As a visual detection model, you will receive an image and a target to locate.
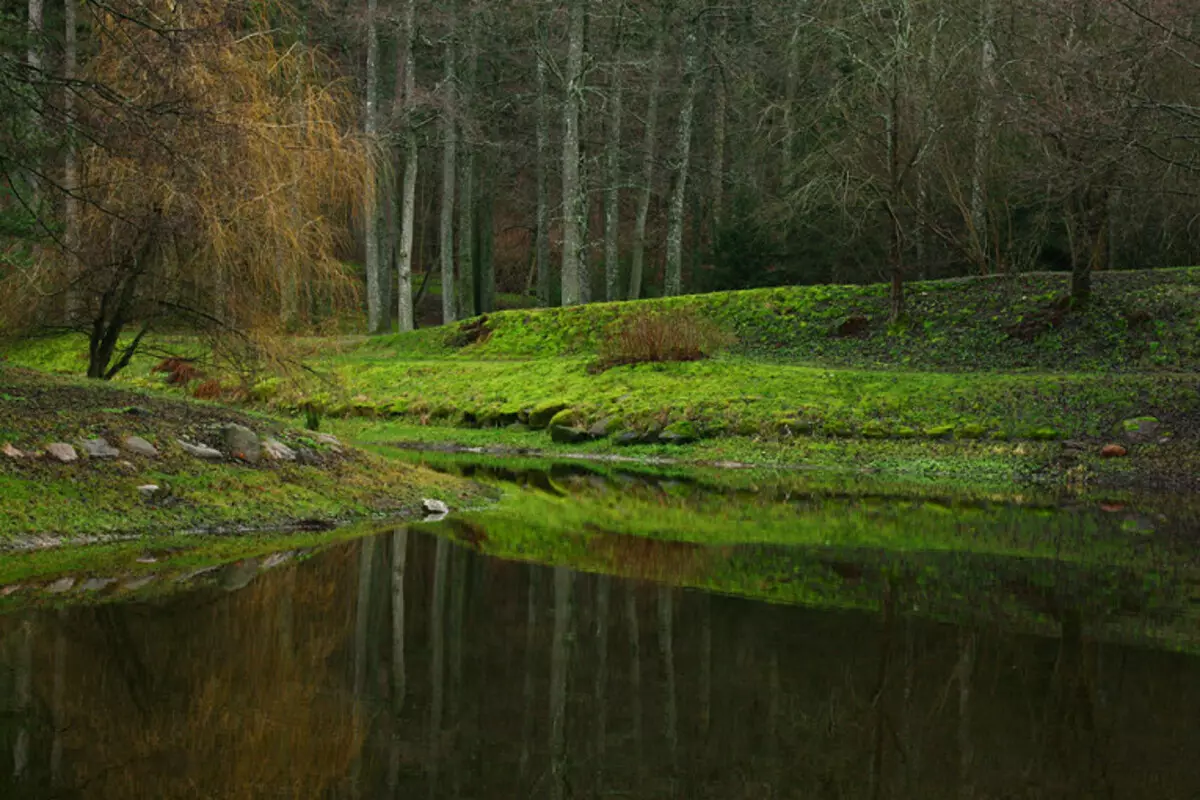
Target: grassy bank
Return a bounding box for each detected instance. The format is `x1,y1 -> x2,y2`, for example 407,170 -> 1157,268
0,368 -> 479,540
7,268 -> 1200,489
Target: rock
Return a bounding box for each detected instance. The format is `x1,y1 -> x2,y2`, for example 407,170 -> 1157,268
80,437 -> 120,458
2,443 -> 24,458
221,423 -> 261,463
219,559 -> 260,592
1101,444 -> 1128,458
262,438 -> 297,461
122,576 -> 157,591
45,443 -> 78,463
547,408 -> 577,429
550,424 -> 589,444
587,417 -> 620,439
79,577 -> 115,592
614,431 -> 642,447
45,577 -> 75,593
261,551 -> 295,570
314,432 -> 342,447
423,498 -> 450,515
1028,427 -> 1063,441
956,423 -> 988,440
178,440 -> 222,460
122,436 -> 159,458
923,424 -> 955,439
295,448 -> 320,465
861,421 -> 890,439
136,555 -> 158,564
528,401 -> 569,429
137,484 -> 161,499
114,460 -> 138,476
1116,416 -> 1160,444
1062,440 -> 1088,453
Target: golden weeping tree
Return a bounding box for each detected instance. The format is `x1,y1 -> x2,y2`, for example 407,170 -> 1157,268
0,0 -> 367,378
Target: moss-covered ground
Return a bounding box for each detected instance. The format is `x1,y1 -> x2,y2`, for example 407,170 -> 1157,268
7,268 -> 1200,490
0,368 -> 479,541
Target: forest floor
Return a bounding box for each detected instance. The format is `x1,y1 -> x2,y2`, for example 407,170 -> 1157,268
7,267 -> 1200,495
0,367 -> 480,545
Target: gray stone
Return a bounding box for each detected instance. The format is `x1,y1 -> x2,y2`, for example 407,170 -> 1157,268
614,431 -> 643,447
314,432 -> 342,447
176,566 -> 220,583
262,438 -> 297,461
45,443 -> 78,463
137,484 -> 161,499
220,559 -> 260,592
295,448 -> 320,465
122,436 -> 159,458
79,577 -> 115,592
178,440 -> 223,460
587,417 -> 620,439
2,443 -> 24,459
45,577 -> 75,593
422,498 -> 450,515
528,402 -> 569,429
80,437 -> 120,458
550,425 -> 589,444
122,575 -> 157,591
221,423 -> 261,463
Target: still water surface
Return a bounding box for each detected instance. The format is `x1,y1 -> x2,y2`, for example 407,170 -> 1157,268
0,466 -> 1198,798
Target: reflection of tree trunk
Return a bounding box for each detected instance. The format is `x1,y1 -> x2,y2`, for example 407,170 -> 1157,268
13,618 -> 32,781
625,585 -> 643,779
449,548 -> 467,797
957,628 -> 976,800
868,585 -> 895,800
429,537 -> 450,798
549,567 -> 573,800
901,618 -> 920,793
593,576 -> 610,791
519,567 -> 538,786
352,537 -> 376,798
700,594 -> 711,737
51,612 -> 66,786
388,528 -> 409,792
657,587 -> 677,790
1047,609 -> 1106,795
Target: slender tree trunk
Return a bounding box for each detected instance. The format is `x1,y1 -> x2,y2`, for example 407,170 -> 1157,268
628,23 -> 664,300
664,30 -> 700,298
63,0 -> 79,320
364,0 -> 385,333
560,0 -> 587,306
457,4 -> 479,318
548,567 -> 574,800
535,20 -> 553,307
603,11 -> 626,302
968,0 -> 996,274
395,0 -> 418,331
709,45 -> 726,240
440,7 -> 458,325
478,167 -> 496,312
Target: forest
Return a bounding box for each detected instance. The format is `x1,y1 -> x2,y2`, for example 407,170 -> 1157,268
2,0 -> 1200,370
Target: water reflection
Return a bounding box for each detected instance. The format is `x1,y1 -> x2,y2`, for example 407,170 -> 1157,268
0,526 -> 1196,798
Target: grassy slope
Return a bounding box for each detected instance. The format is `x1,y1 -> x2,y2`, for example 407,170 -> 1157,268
0,368 -> 476,540
7,269 -> 1200,486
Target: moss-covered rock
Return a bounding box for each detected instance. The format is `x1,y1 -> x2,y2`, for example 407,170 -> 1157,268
823,421 -> 854,438
924,424 -> 956,439
529,401 -> 569,429
861,421 -> 890,439
547,408 -> 578,429
659,420 -> 698,445
550,424 -> 589,444
1028,427 -> 1063,441
894,426 -> 918,439
956,423 -> 988,440
1115,416 -> 1161,443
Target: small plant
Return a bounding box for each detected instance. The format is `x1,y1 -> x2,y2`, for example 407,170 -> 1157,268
592,307 -> 734,372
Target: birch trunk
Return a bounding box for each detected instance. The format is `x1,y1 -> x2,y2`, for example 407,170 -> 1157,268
602,15 -> 626,302
709,55 -> 727,238
535,21 -> 552,307
440,8 -> 458,324
457,6 -> 480,318
559,0 -> 587,306
395,0 -> 418,331
628,23 -> 664,300
24,0 -> 43,211
968,0 -> 996,273
664,30 -> 700,298
364,0 -> 385,333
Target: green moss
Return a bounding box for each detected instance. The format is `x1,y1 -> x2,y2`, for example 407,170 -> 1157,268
547,408 -> 578,429
861,421 -> 890,439
924,424 -> 956,439
1029,427 -> 1064,441
529,400 -> 569,428
957,423 -> 988,440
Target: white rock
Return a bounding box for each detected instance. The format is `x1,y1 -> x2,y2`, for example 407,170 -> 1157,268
137,484 -> 161,499
314,433 -> 342,446
45,577 -> 75,593
2,443 -> 24,459
45,443 -> 78,463
422,498 -> 450,515
177,440 -> 223,460
262,438 -> 297,461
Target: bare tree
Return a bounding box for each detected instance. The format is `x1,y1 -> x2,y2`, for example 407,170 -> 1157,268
628,13 -> 664,300
440,1 -> 459,323
560,0 -> 588,306
664,24 -> 701,297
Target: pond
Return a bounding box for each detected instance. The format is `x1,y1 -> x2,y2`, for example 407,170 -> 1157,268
0,460 -> 1198,798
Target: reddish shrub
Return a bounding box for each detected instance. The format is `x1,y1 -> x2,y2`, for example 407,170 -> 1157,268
594,307 -> 733,371
152,357 -> 203,385
191,379 -> 225,400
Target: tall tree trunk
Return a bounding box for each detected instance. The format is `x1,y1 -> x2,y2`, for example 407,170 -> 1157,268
708,27 -> 727,241
560,0 -> 587,306
664,29 -> 700,298
603,9 -> 626,302
968,0 -> 996,273
63,0 -> 79,320
395,0 -> 418,331
628,22 -> 664,300
548,567 -> 574,800
478,166 -> 496,312
535,20 -> 553,307
440,6 -> 458,325
457,4 -> 479,318
363,0 -> 385,333
25,0 -> 43,210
